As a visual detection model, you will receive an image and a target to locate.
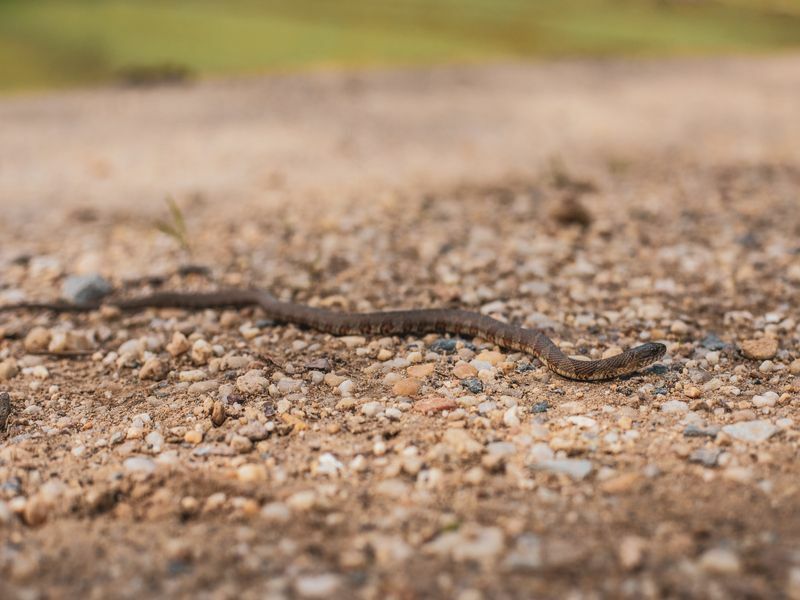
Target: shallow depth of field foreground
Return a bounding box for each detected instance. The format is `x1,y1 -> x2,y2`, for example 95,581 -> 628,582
1,56 -> 800,598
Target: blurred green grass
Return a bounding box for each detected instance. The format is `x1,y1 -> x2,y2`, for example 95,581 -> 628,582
1,0 -> 800,91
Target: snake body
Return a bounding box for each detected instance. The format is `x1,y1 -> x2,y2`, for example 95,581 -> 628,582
1,289 -> 665,380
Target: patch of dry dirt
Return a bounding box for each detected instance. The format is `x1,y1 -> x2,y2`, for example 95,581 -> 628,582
1,56 -> 800,599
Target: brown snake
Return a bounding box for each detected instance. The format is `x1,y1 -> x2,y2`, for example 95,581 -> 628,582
0,289 -> 665,381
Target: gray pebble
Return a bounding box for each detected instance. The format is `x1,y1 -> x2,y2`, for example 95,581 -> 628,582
701,333 -> 726,351
430,338 -> 457,354
683,424 -> 720,438
462,378 -> 484,393
689,447 -> 721,467
61,274 -> 112,305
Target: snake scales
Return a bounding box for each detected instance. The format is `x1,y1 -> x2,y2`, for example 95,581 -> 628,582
0,288 -> 665,381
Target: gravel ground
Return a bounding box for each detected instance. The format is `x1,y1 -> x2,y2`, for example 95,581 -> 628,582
1,56 -> 800,599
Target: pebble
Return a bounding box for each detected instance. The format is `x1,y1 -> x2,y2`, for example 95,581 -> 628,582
123,456 -> 156,475
425,525 -> 504,563
684,386 -> 702,399
683,424 -> 719,438
413,396 -> 457,413
407,363 -> 435,378
166,332 -> 191,357
184,430 -> 203,444
287,490 -> 317,511
24,327 -> 52,352
0,358 -> 19,381
453,363 -> 478,379
532,402 -> 549,413
503,406 -> 521,427
689,447 -> 721,467
337,379 -> 354,396
0,391 -> 10,431
752,391 -> 779,408
698,548 -> 741,574
179,370 -> 207,383
361,401 -> 382,417
324,373 -> 346,387
230,435 -> 253,453
722,420 -> 777,443
316,453 -> 344,476
534,459 -> 593,481
618,535 -> 646,570
61,274 -> 112,305
237,464 -> 268,483
430,338 -> 457,354
261,501 -> 291,523
392,378 -> 421,396
139,358 -> 168,381
236,370 -> 269,394
238,422 -> 271,441
701,333 -> 726,350
503,534 -> 542,571
739,338 -> 778,360
190,339 -> 214,365
661,400 -> 689,413
476,350 -> 504,366
145,431 -> 164,450
789,359 -> 800,375
294,574 -> 342,598
462,378 -> 484,394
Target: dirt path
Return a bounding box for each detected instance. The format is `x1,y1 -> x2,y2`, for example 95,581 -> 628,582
1,55 -> 800,599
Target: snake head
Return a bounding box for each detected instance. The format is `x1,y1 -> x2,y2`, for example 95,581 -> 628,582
629,342 -> 667,370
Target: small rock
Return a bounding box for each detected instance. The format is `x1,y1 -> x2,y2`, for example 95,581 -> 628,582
190,339 -> 214,365
534,459 -> 593,481
294,573 -> 342,598
476,350 -> 504,366
407,363 -> 435,378
739,338 -> 778,360
123,456 -> 156,475
414,396 -> 457,413
701,333 -> 726,351
503,534 -> 542,572
61,274 -> 112,305
752,391 -> 779,408
238,422 -> 270,441
698,548 -> 741,575
184,430 -> 203,444
661,400 -> 689,413
179,369 -> 206,382
684,386 -> 702,399
462,378 -> 484,394
430,339 -> 457,354
237,464 -> 267,483
0,358 -> 19,381
618,535 -> 646,570
789,359 -> 800,375
139,358 -> 168,381
0,391 -> 10,432
392,378 -> 421,397
230,435 -> 253,453
236,370 -> 269,394
503,406 -> 521,427
261,501 -> 291,523
689,447 -> 721,467
166,331 -> 191,357
532,401 -> 549,413
211,401 -> 226,426
24,327 -> 52,352
683,424 -> 720,438
722,420 -> 777,443
453,363 -> 478,379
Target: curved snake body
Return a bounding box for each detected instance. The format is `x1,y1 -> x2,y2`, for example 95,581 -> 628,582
1,289 -> 666,381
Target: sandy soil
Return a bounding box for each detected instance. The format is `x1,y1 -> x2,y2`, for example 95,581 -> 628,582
1,55 -> 800,599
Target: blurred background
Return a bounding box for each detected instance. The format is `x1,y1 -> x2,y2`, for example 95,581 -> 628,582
2,0 -> 800,92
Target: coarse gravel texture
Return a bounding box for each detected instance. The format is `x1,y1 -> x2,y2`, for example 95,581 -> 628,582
1,56 -> 800,599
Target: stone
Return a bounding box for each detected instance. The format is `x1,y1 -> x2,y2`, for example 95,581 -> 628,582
123,456 -> 156,475
392,377 -> 421,397
178,369 -> 206,382
722,420 -> 777,443
211,401 -> 226,426
139,358 -> 168,381
503,533 -> 542,571
24,326 -> 52,352
443,428 -> 483,454
61,274 -> 112,305
689,447 -> 721,467
701,333 -> 726,351
684,386 -> 702,399
430,338 -> 457,354
698,548 -> 741,575
184,430 -> 203,444
407,363 -> 435,378
0,358 -> 18,381
190,339 -> 214,365
425,525 -> 504,563
294,574 -> 342,598
166,331 -> 191,357
453,363 -> 478,379
618,535 -> 646,570
237,463 -> 268,483
534,459 -> 593,481
790,359 -> 800,375
462,378 -> 484,394
476,350 -> 504,366
0,391 -> 10,432
414,396 -> 457,413
236,370 -> 269,394
739,338 -> 778,360
661,400 -> 689,413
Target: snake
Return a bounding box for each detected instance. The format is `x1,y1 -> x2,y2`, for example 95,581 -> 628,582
0,288 -> 666,381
